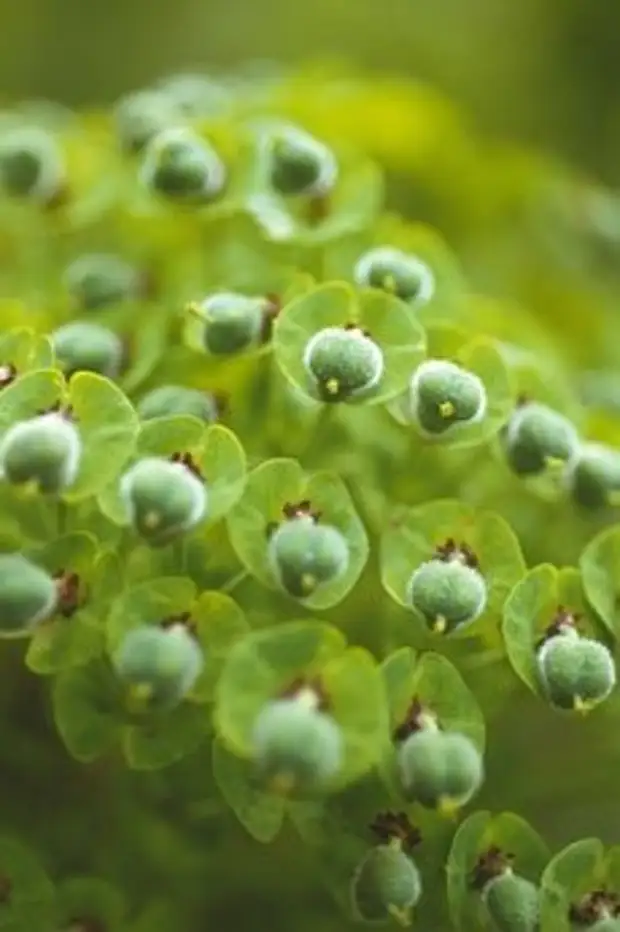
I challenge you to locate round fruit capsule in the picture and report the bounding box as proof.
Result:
[0,554,58,637]
[136,385,219,423]
[302,325,384,403]
[63,253,141,311]
[113,89,180,154]
[268,126,338,197]
[563,442,620,509]
[112,623,203,712]
[353,246,435,305]
[190,292,265,356]
[536,627,616,712]
[407,558,487,634]
[267,515,349,599]
[482,871,540,932]
[0,411,81,493]
[119,455,208,546]
[503,402,579,476]
[140,126,226,203]
[251,694,343,794]
[51,321,125,379]
[0,126,65,202]
[397,726,484,812]
[409,359,487,435]
[351,843,422,924]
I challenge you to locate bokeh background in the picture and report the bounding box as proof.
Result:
[3,0,620,183]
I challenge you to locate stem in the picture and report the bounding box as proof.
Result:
[221,569,249,595]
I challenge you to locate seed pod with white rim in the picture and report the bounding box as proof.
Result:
[137,384,219,423]
[267,126,338,197]
[187,292,266,356]
[353,245,436,306]
[409,358,487,436]
[0,554,58,637]
[140,126,226,203]
[63,253,141,311]
[503,401,579,476]
[0,410,81,493]
[0,126,65,203]
[51,321,125,379]
[302,324,384,403]
[406,541,487,635]
[119,454,208,546]
[536,620,616,712]
[563,442,620,509]
[267,506,349,598]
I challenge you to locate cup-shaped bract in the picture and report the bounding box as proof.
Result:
[140,126,226,204]
[0,553,58,638]
[0,410,81,493]
[51,321,125,380]
[273,282,426,407]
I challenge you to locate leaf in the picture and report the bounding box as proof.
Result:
[540,838,605,932]
[0,369,63,432]
[502,563,557,697]
[0,328,53,374]
[0,836,56,932]
[122,701,208,770]
[54,877,125,932]
[105,576,197,653]
[580,524,620,636]
[196,424,247,523]
[52,660,120,762]
[189,591,250,702]
[212,736,285,843]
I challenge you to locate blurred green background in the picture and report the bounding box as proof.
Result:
[3,0,620,183]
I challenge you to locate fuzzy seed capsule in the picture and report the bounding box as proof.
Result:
[267,515,349,598]
[120,456,208,546]
[268,127,337,197]
[113,623,203,712]
[482,871,540,932]
[0,554,58,637]
[354,246,436,305]
[191,292,265,356]
[137,385,219,423]
[397,726,484,812]
[303,326,384,403]
[563,442,620,509]
[51,321,125,379]
[0,126,65,202]
[351,843,422,924]
[407,559,487,634]
[0,412,82,493]
[63,253,141,311]
[410,359,487,435]
[504,402,579,476]
[251,696,343,794]
[140,126,226,203]
[536,627,616,712]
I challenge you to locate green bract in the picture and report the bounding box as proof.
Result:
[536,626,616,712]
[407,558,488,634]
[267,125,338,197]
[140,126,226,203]
[563,442,620,509]
[397,724,484,812]
[351,844,423,924]
[503,401,579,476]
[482,871,540,932]
[302,325,384,403]
[0,410,81,492]
[63,253,142,311]
[136,384,219,422]
[0,125,65,201]
[0,554,57,637]
[119,455,208,545]
[51,321,125,379]
[410,359,487,436]
[113,88,181,153]
[112,623,204,713]
[267,513,350,598]
[188,292,266,356]
[251,692,343,794]
[354,245,436,305]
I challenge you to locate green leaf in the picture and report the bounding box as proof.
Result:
[65,371,139,501]
[122,701,208,770]
[54,877,125,932]
[540,838,605,932]
[0,369,63,432]
[195,423,247,523]
[0,328,53,374]
[580,524,620,636]
[106,576,197,653]
[52,660,120,762]
[189,591,250,702]
[212,736,285,843]
[0,837,56,932]
[215,620,346,757]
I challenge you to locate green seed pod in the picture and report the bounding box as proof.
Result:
[0,554,58,637]
[351,843,422,924]
[536,628,616,712]
[563,442,620,509]
[251,694,343,793]
[353,246,435,305]
[51,321,125,379]
[0,412,81,493]
[268,126,338,197]
[409,359,487,435]
[113,89,181,154]
[267,515,349,598]
[120,456,207,546]
[191,292,265,356]
[0,126,65,201]
[407,559,487,634]
[63,253,141,311]
[303,326,384,403]
[397,726,484,812]
[112,623,203,712]
[589,919,620,932]
[504,402,579,476]
[482,870,540,932]
[140,126,226,203]
[136,384,219,422]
